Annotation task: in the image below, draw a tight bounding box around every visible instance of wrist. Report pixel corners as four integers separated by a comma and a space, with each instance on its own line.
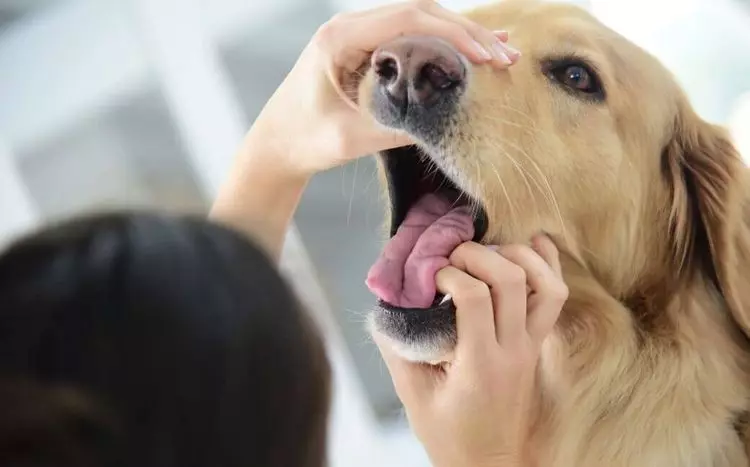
242, 100, 327, 181
430, 449, 527, 467
210, 130, 310, 261
470, 458, 526, 467
456, 450, 529, 467
239, 139, 311, 192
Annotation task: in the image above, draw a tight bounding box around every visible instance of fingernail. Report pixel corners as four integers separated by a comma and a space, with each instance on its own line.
493, 30, 509, 42
530, 238, 541, 253
498, 52, 513, 65
473, 40, 492, 60
487, 245, 502, 252
492, 42, 512, 65
505, 44, 522, 59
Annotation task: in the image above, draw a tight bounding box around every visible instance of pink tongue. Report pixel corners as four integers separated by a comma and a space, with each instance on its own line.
366, 193, 475, 308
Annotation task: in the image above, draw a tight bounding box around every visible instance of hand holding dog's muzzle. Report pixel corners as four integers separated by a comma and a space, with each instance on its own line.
374, 235, 567, 467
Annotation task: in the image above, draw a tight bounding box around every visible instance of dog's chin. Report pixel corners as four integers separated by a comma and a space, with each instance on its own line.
369, 297, 457, 364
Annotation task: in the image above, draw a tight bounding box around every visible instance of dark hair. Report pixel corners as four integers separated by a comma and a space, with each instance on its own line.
0, 212, 330, 467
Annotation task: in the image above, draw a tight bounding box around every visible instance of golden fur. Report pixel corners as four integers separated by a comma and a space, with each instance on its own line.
359, 1, 750, 465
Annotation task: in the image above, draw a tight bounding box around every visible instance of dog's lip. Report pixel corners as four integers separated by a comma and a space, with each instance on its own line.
471, 206, 489, 243
376, 296, 457, 317
384, 144, 490, 242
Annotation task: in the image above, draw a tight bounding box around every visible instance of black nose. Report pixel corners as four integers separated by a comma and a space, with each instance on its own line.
371, 36, 466, 110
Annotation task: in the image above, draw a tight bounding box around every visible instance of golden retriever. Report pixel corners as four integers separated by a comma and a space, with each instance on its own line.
357, 0, 750, 465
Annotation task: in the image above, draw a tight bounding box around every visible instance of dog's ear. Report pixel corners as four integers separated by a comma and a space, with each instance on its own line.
664, 103, 750, 338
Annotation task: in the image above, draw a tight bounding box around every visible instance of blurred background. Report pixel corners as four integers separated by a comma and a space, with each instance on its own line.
0, 0, 748, 465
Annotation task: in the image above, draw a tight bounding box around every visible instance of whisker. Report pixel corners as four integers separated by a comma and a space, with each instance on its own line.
474, 104, 567, 239
483, 115, 538, 137
346, 158, 360, 226
488, 157, 517, 223
362, 166, 381, 229
500, 138, 567, 239
497, 101, 537, 125
498, 145, 539, 221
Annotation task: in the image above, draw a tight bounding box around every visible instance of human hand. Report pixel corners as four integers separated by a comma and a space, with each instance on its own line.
374, 235, 568, 467
211, 1, 520, 259
246, 0, 520, 179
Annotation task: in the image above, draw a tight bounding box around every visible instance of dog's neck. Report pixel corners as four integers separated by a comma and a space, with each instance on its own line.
557, 192, 699, 319
557, 196, 672, 290
558, 185, 750, 346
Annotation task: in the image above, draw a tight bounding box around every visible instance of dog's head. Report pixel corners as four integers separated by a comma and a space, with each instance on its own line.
358, 0, 750, 363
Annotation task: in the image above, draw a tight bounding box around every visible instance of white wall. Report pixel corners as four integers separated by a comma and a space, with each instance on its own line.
730, 94, 750, 164
0, 141, 38, 246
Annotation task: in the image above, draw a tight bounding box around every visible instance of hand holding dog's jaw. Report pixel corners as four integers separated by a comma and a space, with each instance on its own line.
374, 238, 563, 467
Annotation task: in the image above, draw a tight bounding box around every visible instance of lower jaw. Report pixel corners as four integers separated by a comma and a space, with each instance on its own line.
370, 299, 458, 364
377, 293, 456, 319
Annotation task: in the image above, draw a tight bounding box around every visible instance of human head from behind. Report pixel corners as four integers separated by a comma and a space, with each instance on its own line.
0, 212, 330, 467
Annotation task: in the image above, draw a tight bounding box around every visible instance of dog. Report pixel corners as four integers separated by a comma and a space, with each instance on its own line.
357, 0, 750, 465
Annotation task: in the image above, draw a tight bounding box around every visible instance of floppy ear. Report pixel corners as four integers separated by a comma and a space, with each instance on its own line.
664, 104, 750, 338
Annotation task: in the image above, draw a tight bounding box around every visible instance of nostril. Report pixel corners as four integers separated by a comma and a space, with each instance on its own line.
419, 63, 460, 91
375, 56, 399, 84
371, 41, 465, 111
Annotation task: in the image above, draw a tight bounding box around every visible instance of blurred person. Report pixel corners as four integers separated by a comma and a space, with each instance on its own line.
0, 213, 329, 467
0, 2, 566, 467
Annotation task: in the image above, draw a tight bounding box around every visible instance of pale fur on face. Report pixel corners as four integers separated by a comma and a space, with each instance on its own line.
359, 0, 750, 465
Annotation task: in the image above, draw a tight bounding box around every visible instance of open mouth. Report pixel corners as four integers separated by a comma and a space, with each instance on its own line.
366, 145, 489, 315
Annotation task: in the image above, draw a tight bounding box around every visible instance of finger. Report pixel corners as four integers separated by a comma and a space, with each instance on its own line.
368, 128, 414, 154
494, 30, 509, 42
420, 2, 521, 66
525, 281, 567, 344
531, 233, 562, 277
497, 244, 556, 295
334, 60, 371, 111
373, 332, 437, 405
497, 244, 568, 342
348, 118, 414, 154
489, 30, 520, 66
317, 3, 496, 67
365, 6, 495, 63
448, 242, 528, 347
435, 265, 497, 354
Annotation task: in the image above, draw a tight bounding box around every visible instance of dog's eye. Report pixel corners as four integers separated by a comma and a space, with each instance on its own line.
557, 66, 592, 91
545, 60, 604, 100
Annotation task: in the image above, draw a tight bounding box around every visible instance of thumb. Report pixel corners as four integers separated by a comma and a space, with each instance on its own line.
373, 332, 438, 406
370, 127, 412, 154
348, 111, 413, 154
